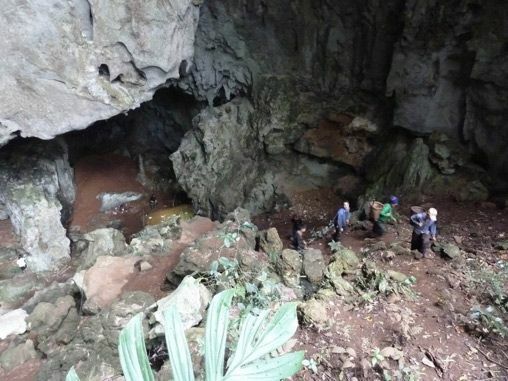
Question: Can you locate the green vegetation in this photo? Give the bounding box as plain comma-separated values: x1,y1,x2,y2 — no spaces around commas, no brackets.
67,289,303,381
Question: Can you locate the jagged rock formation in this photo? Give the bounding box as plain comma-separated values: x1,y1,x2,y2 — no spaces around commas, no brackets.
387,0,508,178
0,140,75,272
170,0,508,216
0,0,200,145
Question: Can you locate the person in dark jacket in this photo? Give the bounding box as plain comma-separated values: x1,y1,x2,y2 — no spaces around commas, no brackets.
291,218,307,251
333,201,350,241
149,194,158,210
410,207,438,257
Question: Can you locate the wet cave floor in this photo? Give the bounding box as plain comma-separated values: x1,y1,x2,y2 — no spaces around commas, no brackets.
70,153,175,237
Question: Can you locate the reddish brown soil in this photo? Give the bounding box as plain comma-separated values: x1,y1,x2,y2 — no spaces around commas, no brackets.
0,359,41,381
121,217,217,300
70,153,176,238
255,188,508,380
0,219,18,248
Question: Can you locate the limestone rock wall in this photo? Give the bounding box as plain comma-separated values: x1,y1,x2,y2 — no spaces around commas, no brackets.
0,0,200,145
387,0,508,178
0,140,75,272
170,0,508,216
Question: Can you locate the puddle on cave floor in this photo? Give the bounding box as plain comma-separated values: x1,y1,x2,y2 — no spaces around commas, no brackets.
69,152,181,238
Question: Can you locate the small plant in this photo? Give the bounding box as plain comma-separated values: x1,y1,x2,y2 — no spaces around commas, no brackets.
370,347,385,367
355,264,417,304
302,358,318,374
67,289,303,381
209,257,240,289
469,305,508,338
465,261,508,312
220,231,240,248
328,240,342,253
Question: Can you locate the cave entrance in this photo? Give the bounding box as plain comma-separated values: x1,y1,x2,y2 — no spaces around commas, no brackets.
64,87,203,238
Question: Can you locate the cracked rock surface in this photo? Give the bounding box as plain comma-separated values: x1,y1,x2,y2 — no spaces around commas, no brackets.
0,0,200,144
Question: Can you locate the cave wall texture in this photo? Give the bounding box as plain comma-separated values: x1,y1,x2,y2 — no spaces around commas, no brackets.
0,0,200,144
0,0,507,223
171,0,508,216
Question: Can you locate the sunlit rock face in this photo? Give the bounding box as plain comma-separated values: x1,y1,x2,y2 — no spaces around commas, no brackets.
0,0,200,145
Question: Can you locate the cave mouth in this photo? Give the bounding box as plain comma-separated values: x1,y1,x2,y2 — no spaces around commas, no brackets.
62,87,203,238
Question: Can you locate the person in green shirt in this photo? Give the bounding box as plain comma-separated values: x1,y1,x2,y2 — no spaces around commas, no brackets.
373,195,399,236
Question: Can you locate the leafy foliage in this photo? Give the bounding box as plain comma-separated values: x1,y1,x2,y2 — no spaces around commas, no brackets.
118,313,155,381
370,347,385,366
355,263,417,303
327,240,342,253
208,257,280,311
469,306,508,338
67,289,303,381
465,260,508,312
65,367,80,381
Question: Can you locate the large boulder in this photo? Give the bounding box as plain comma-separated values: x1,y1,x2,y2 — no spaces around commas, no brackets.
0,340,39,372
0,141,75,272
97,192,143,212
149,276,211,338
74,228,128,270
129,220,182,257
77,256,140,313
302,249,325,285
22,281,77,314
258,228,284,255
0,273,43,308
170,218,257,280
36,291,154,381
26,296,76,339
326,246,360,277
299,299,329,326
276,249,303,289
0,309,28,339
171,98,274,218
0,0,201,145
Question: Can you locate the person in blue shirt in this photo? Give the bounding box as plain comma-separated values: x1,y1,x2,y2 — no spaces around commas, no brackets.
333,201,350,241
410,207,438,257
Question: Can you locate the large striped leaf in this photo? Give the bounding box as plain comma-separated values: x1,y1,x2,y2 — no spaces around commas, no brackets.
205,289,235,381
118,313,155,381
223,351,305,381
163,305,195,381
225,302,299,377
65,366,80,381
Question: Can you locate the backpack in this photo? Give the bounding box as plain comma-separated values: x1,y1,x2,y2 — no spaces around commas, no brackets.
409,206,425,227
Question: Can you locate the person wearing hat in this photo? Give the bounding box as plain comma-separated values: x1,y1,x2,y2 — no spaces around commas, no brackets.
373,195,399,236
410,207,438,257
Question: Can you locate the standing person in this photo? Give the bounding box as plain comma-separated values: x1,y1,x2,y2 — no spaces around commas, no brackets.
149,194,158,210
373,195,399,236
333,201,351,241
410,207,438,258
291,218,307,251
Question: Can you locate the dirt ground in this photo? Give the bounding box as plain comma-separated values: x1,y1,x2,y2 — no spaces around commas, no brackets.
256,188,508,381
70,153,178,238
2,159,507,380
